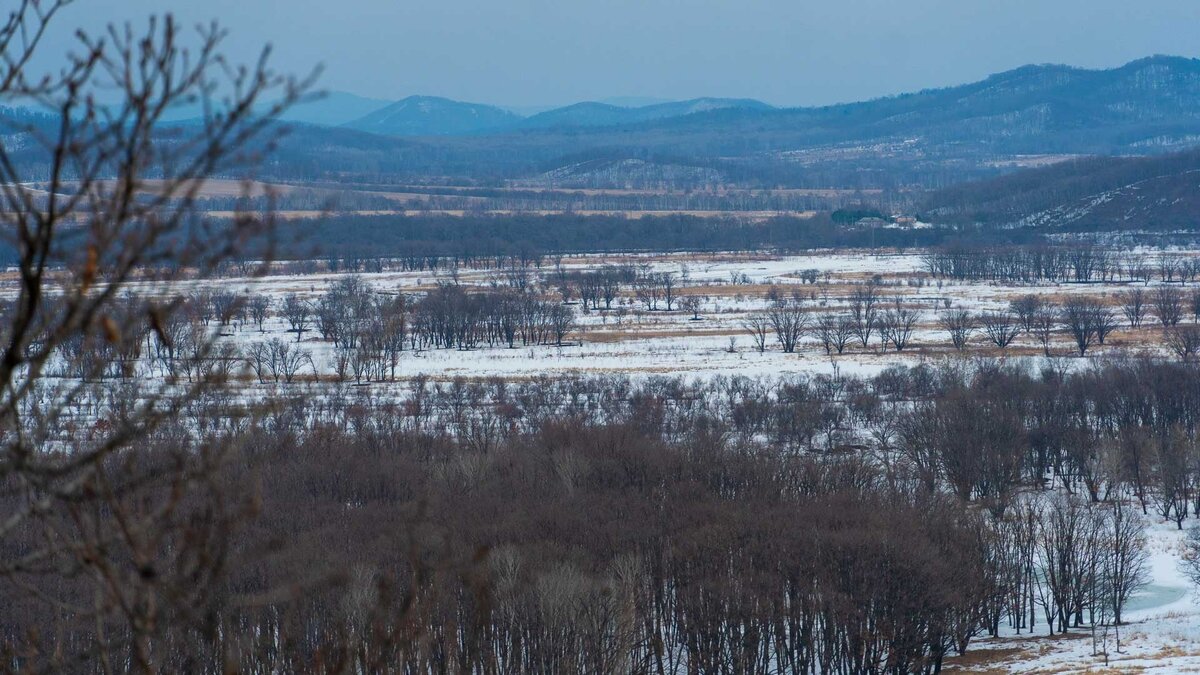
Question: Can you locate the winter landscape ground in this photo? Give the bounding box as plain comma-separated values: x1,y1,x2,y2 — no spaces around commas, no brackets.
114,248,1198,382
10,1,1200,671
15,245,1200,672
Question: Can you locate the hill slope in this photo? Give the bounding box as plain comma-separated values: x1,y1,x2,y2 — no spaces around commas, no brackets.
278,91,392,127
519,97,773,130
342,96,522,136
920,147,1200,230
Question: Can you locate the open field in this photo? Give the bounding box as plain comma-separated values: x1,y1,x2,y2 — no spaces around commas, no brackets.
104,248,1196,385
204,208,822,220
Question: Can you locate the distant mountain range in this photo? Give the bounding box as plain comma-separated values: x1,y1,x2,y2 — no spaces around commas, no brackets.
338,95,775,136
10,55,1200,196
342,96,523,136
255,56,1200,188
516,98,774,131
2,90,392,128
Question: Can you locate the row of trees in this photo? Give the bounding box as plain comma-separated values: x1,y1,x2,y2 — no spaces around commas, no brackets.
922,245,1200,284
987,496,1147,635
743,287,922,355
941,289,1200,357
736,284,1200,358
40,275,586,387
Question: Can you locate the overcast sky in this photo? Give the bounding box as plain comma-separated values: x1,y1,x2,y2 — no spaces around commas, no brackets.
29,0,1200,108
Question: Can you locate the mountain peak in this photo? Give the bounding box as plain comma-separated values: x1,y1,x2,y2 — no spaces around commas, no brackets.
342,96,522,136
518,97,773,131
1120,54,1200,70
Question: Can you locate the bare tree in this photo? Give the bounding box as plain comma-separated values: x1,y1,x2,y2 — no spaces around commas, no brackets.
1153,427,1193,529
248,294,271,332
848,285,879,348
282,293,312,342
247,340,274,383
633,272,660,311
270,338,315,383
658,272,677,311
1180,522,1200,589
815,313,854,355
377,294,408,380
1157,253,1181,284
1102,500,1148,626
1154,286,1184,327
1092,303,1119,345
1120,289,1146,328
210,291,241,327
1030,304,1059,356
1165,325,1200,361
1062,297,1103,356
502,263,532,293
980,310,1021,350
0,3,310,669
767,300,810,353
879,301,918,352
552,258,573,304
742,315,771,353
577,271,600,310
599,267,623,310
1125,258,1153,285
1037,494,1101,633
940,309,976,351
1010,295,1045,334
549,304,576,345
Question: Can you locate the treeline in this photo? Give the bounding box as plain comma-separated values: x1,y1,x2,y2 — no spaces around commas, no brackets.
939,289,1200,358
320,183,843,213
39,275,586,387
282,212,966,262
922,244,1200,283
191,188,399,213
186,183,852,215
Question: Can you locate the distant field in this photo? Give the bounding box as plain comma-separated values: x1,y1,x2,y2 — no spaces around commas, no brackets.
207,208,821,220
102,248,1200,383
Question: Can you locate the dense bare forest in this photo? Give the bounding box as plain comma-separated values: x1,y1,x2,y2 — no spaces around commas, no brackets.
6,357,1200,671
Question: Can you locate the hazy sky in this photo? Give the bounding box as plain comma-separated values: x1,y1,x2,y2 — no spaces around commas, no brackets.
30,0,1200,108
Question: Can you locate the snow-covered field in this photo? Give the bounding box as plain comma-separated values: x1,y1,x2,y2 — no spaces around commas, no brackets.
118,248,1194,384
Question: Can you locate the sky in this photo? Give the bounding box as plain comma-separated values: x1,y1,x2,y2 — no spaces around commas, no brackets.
28,0,1200,108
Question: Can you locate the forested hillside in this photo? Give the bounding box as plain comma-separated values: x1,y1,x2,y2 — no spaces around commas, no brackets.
921,147,1200,230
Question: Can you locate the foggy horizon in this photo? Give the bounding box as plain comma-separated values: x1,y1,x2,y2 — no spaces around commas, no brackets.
27,0,1200,109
